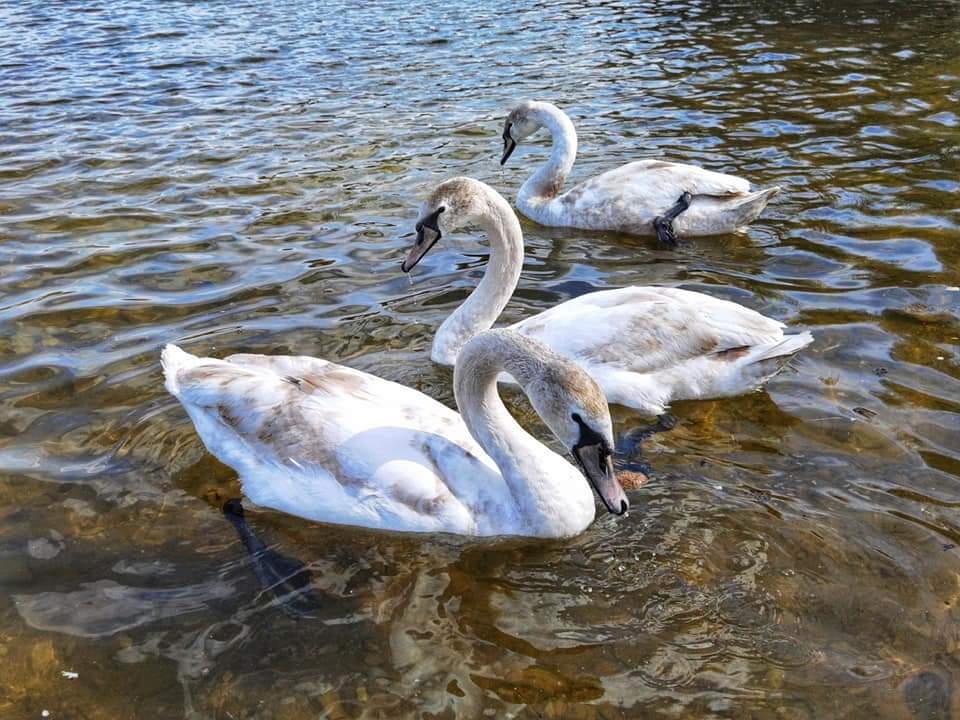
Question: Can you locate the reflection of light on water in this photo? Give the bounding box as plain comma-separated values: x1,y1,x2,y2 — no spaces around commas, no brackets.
14,579,235,638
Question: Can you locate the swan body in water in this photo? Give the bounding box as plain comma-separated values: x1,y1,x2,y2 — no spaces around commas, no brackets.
402,177,812,416
162,329,628,538
500,100,780,246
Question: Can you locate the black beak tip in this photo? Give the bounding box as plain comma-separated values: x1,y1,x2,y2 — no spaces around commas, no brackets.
619,499,629,515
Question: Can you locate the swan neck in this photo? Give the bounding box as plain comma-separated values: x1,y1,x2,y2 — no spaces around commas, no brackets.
454,333,576,535
431,190,524,365
520,103,578,202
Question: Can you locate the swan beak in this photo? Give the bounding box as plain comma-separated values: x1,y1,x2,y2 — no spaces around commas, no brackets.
501,122,517,165
573,444,629,516
401,208,444,273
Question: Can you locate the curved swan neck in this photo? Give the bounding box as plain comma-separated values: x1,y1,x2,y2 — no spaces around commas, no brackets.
519,102,578,204
431,184,524,365
454,331,592,536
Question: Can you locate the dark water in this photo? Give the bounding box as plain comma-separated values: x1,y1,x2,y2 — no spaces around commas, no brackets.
1,1,959,717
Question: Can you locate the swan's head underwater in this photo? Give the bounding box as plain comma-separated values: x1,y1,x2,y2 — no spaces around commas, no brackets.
501,100,542,165
401,177,496,273
458,331,629,517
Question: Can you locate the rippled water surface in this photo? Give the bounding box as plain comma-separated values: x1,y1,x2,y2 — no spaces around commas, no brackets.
2,1,960,717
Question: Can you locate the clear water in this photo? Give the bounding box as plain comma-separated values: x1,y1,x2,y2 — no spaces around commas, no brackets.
1,1,959,718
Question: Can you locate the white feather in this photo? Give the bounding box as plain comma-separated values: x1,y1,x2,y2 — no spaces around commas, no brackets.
505,101,779,236
414,178,813,417
161,330,609,539
509,286,810,414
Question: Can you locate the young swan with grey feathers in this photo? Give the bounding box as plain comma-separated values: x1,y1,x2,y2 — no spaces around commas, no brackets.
500,100,780,246
162,328,627,539
402,177,812,417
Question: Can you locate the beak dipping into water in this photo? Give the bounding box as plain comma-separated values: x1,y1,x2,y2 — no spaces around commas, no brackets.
572,441,629,515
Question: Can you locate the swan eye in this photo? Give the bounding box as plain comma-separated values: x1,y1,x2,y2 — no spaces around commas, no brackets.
573,415,610,455
421,206,444,233
598,442,611,464
571,413,605,450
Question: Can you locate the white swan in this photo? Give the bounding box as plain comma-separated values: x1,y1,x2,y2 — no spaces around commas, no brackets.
161,328,628,538
401,177,812,417
500,100,780,246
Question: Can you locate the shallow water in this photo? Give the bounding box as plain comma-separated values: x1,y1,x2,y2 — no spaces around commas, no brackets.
1,0,959,717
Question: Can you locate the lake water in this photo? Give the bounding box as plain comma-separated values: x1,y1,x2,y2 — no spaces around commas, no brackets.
1,1,959,718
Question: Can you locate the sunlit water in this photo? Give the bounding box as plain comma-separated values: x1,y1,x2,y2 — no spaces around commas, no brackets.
1,1,959,718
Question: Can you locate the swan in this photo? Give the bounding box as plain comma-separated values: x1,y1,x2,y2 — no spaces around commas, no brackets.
401,177,812,417
499,100,780,246
161,328,628,538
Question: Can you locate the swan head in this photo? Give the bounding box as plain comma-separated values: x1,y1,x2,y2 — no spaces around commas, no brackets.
525,359,628,516
401,177,488,273
501,101,542,165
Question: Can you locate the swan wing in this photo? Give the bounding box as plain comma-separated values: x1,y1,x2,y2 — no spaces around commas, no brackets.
572,160,751,202
547,161,759,233
162,346,507,533
511,286,785,374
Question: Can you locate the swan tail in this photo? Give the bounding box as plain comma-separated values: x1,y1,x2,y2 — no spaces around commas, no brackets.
692,331,812,401
161,343,200,397
734,331,813,388
747,331,813,365
732,186,780,227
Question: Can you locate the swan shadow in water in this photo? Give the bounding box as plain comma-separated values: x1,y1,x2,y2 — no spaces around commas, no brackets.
222,499,327,619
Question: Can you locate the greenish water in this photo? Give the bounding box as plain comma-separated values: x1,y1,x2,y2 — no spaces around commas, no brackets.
1,1,959,718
